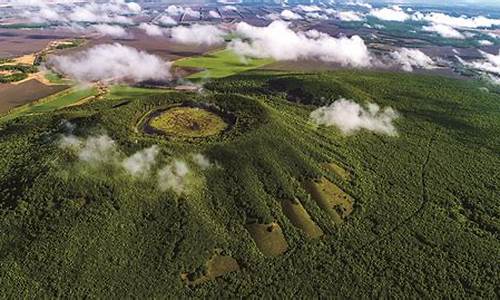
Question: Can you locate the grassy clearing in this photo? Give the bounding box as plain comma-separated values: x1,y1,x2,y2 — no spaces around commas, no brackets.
306,178,354,225
149,107,228,138
175,49,273,79
181,255,239,286
322,162,351,180
245,223,288,256
281,199,323,239
43,71,73,85
108,85,169,100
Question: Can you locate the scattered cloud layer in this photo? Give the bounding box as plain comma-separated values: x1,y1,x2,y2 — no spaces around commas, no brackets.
58,132,214,194
165,5,200,19
229,21,373,67
20,0,141,24
390,48,435,71
157,15,177,26
422,23,465,39
138,23,166,37
59,134,118,165
280,9,303,20
122,146,160,178
170,24,226,45
459,50,500,83
90,24,129,38
191,153,212,170
49,43,171,84
336,10,365,22
346,1,372,9
296,5,322,13
157,160,191,195
370,6,410,22
414,12,500,29
310,99,399,136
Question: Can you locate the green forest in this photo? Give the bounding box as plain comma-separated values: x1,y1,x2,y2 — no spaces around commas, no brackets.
0,70,499,298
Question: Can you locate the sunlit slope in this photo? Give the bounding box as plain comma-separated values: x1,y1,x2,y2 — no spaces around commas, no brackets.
0,71,498,298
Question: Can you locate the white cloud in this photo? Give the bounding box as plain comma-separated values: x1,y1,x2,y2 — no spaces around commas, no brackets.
165,5,182,16
157,15,177,26
229,21,373,68
57,133,212,189
126,1,141,14
306,12,329,20
78,135,118,164
19,0,140,24
222,5,238,12
461,50,500,75
138,23,165,37
157,160,190,195
165,5,200,19
67,0,139,24
90,24,128,38
170,24,226,46
191,153,212,170
346,1,372,9
336,11,365,22
49,43,171,84
59,134,82,149
59,134,119,165
414,12,500,29
310,99,399,136
296,5,322,13
422,23,465,39
370,5,410,22
122,146,160,177
280,9,302,20
390,48,435,72
487,32,499,39
478,40,494,46
209,10,221,18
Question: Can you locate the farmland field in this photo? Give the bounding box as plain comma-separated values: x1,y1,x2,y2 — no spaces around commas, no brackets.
174,49,273,79
1,86,97,121
0,79,69,114
0,70,498,298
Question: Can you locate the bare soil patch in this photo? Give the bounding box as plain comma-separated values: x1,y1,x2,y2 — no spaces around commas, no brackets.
245,222,288,256
0,80,68,114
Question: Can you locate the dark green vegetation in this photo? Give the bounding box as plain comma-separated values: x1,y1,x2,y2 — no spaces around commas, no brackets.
0,23,49,29
0,64,37,83
0,70,499,297
54,39,84,50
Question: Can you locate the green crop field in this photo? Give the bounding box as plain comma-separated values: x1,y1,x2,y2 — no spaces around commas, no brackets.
44,71,74,85
1,87,97,121
107,85,170,99
0,70,498,298
174,49,273,79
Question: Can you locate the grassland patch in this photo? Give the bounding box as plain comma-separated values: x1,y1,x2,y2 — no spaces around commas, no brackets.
322,162,351,180
143,103,235,139
181,255,240,286
175,49,273,80
305,177,354,225
281,199,323,239
245,223,288,257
